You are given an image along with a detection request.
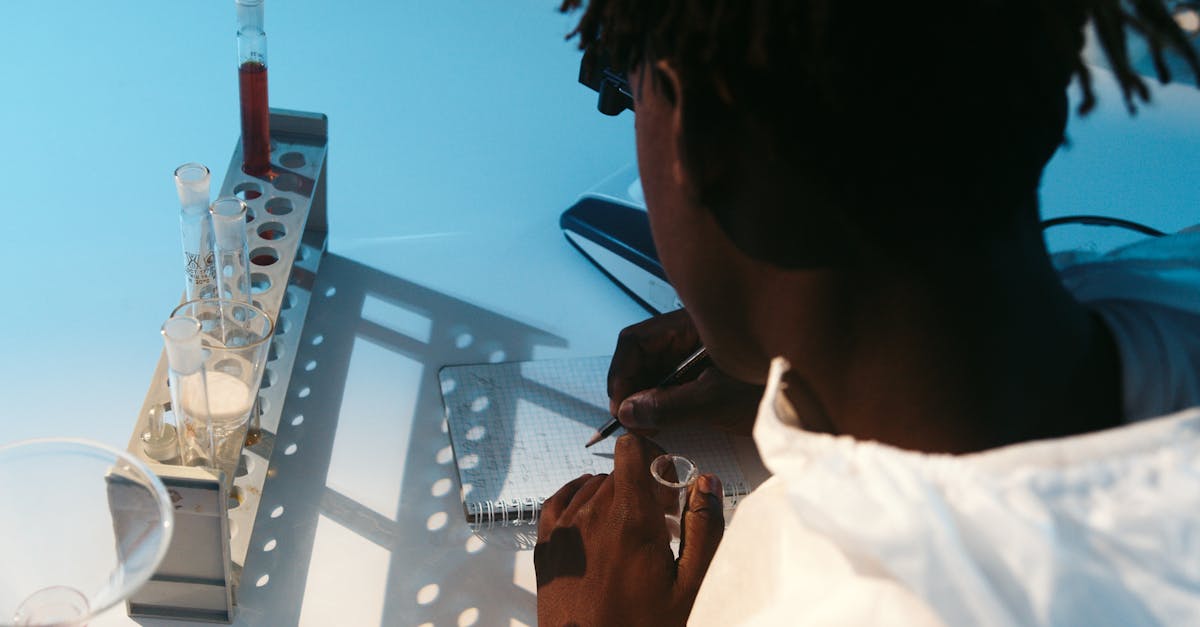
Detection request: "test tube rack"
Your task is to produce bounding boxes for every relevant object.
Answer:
[121,109,328,622]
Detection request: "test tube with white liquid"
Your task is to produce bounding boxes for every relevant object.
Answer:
[183,368,253,478]
[168,299,273,484]
[210,195,265,446]
[175,163,215,301]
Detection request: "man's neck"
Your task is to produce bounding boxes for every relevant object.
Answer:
[757,229,1124,453]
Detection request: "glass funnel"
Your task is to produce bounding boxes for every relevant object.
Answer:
[0,438,174,627]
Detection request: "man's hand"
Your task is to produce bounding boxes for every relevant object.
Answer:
[535,434,725,627]
[608,309,763,435]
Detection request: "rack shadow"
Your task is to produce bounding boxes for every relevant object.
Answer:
[149,252,571,627]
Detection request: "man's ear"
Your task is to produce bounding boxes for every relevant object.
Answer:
[652,59,688,188]
[651,58,681,106]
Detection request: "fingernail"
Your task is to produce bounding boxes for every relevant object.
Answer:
[698,474,721,496]
[614,433,639,455]
[620,398,651,429]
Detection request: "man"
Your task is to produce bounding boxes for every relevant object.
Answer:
[535,1,1200,624]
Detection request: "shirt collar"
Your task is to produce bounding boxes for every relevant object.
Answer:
[753,356,1200,480]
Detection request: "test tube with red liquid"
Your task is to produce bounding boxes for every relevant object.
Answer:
[237,0,270,177]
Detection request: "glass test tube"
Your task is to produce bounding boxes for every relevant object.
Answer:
[162,316,215,468]
[650,454,699,544]
[237,0,271,176]
[174,163,215,301]
[210,197,252,305]
[140,402,180,464]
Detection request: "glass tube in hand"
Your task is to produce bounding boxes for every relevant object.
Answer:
[650,454,699,543]
[237,0,271,176]
[174,163,215,301]
[210,197,252,305]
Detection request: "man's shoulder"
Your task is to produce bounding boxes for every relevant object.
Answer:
[1056,229,1200,312]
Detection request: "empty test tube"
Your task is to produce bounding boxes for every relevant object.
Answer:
[210,197,252,304]
[162,316,215,467]
[175,163,215,301]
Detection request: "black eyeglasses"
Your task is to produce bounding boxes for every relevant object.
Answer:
[579,46,633,116]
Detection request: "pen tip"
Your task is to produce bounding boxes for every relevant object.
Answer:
[584,432,602,448]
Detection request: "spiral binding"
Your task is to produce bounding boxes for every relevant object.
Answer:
[466,481,749,529]
[467,496,545,527]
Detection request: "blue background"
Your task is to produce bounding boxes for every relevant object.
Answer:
[0,0,1196,455]
[0,2,638,444]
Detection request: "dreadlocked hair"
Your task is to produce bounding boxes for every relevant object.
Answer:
[559,0,1200,266]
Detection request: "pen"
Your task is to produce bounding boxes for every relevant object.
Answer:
[585,345,711,448]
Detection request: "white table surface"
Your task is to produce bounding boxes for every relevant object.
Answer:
[0,3,1197,626]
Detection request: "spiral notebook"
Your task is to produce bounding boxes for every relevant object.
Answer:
[438,356,757,528]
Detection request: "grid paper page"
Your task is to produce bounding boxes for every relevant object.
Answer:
[439,356,749,523]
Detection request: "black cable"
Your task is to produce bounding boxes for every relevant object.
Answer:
[1040,214,1167,237]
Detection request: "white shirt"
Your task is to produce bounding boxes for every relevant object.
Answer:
[690,232,1200,626]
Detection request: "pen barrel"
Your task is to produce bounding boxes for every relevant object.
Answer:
[658,345,709,387]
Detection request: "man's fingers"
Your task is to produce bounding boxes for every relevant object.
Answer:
[607,309,700,416]
[611,434,665,494]
[558,473,610,521]
[539,474,595,538]
[617,367,760,433]
[617,385,695,433]
[676,474,724,595]
[607,334,652,417]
